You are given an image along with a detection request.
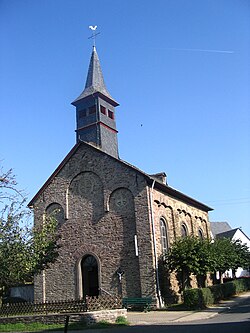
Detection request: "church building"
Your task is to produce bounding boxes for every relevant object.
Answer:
[28,45,212,306]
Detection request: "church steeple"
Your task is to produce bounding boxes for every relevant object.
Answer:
[72,46,119,158]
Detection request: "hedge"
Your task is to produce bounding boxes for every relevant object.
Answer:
[184,277,250,309]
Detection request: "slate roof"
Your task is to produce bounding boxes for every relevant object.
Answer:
[210,221,232,236]
[216,228,238,239]
[216,228,250,241]
[72,46,119,106]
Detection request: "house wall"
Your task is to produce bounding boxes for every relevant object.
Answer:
[152,188,210,255]
[32,142,212,305]
[33,143,156,302]
[232,229,250,248]
[151,187,210,301]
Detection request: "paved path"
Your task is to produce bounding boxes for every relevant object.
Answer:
[127,291,250,325]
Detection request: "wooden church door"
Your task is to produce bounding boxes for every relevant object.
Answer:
[81,255,99,297]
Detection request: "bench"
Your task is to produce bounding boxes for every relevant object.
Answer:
[122,297,152,311]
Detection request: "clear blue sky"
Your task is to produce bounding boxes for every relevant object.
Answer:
[1,0,249,236]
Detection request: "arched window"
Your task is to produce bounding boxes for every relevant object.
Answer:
[198,228,203,239]
[46,203,64,226]
[181,223,188,238]
[160,218,168,253]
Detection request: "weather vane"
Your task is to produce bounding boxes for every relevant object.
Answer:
[88,25,100,47]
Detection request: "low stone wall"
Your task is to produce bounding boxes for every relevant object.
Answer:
[79,309,127,325]
[0,308,127,326]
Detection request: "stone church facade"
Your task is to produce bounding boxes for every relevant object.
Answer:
[28,46,212,306]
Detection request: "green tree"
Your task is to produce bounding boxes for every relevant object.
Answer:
[164,235,250,291]
[209,237,236,283]
[210,238,250,283]
[164,236,211,292]
[0,202,31,291]
[0,167,59,296]
[232,239,250,275]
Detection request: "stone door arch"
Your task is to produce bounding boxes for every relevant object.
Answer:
[81,255,99,297]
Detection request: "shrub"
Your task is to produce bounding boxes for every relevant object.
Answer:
[184,278,250,309]
[115,316,129,325]
[209,284,224,303]
[183,289,202,309]
[209,278,250,301]
[233,278,250,293]
[200,288,214,306]
[184,288,214,309]
[221,281,236,298]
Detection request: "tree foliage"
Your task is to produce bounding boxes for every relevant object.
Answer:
[164,235,250,290]
[0,167,60,294]
[164,236,211,290]
[231,239,250,272]
[209,238,235,280]
[0,201,31,290]
[209,237,250,282]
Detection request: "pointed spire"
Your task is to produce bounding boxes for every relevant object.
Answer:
[85,46,107,91]
[72,46,118,106]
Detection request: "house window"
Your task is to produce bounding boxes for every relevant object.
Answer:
[160,218,168,253]
[100,105,106,115]
[108,110,114,119]
[198,228,203,239]
[79,109,86,118]
[46,203,65,227]
[89,105,96,115]
[181,224,188,238]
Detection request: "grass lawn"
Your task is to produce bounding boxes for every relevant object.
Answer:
[0,316,129,332]
[0,322,63,332]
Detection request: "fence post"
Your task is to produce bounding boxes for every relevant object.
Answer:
[64,315,70,333]
[6,303,9,318]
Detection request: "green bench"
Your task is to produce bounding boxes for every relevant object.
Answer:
[122,297,152,311]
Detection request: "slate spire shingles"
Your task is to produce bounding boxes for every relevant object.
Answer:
[72,46,118,106]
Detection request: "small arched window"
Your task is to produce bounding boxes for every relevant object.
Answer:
[160,218,168,253]
[46,203,64,226]
[181,223,188,238]
[198,228,203,239]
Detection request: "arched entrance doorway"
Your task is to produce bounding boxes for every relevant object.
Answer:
[81,255,99,297]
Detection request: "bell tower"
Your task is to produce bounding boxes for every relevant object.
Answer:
[72,46,119,158]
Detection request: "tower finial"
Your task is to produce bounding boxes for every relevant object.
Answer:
[88,25,100,47]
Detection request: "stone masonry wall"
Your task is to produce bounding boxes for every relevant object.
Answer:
[33,143,156,302]
[32,141,211,306]
[152,188,210,256]
[151,187,211,302]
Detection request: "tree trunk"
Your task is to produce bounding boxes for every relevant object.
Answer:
[219,271,224,284]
